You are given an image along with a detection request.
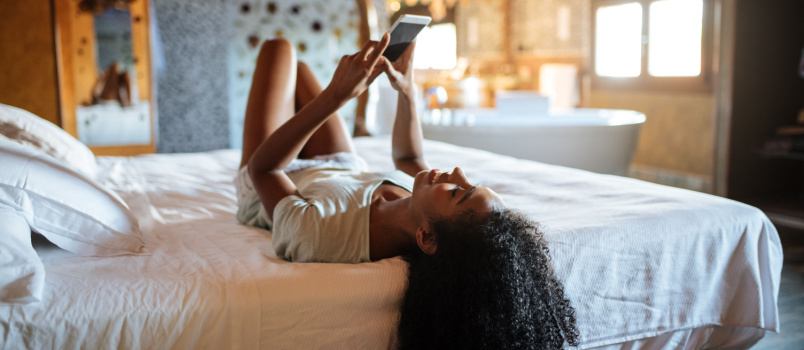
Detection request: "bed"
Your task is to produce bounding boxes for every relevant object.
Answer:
[0,113,782,349]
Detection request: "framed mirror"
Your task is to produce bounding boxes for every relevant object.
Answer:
[55,0,155,155]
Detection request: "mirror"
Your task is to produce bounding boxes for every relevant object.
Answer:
[92,7,136,107]
[75,4,151,147]
[95,8,134,74]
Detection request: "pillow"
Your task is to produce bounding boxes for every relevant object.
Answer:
[0,205,45,304]
[0,137,144,256]
[0,103,97,178]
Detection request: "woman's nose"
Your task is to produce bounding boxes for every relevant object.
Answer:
[452,167,469,183]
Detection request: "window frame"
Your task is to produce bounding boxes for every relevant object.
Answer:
[591,0,715,93]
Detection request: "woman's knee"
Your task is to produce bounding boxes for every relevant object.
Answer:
[257,38,295,61]
[297,60,310,72]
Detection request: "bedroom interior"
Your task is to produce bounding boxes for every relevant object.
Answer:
[0,0,802,348]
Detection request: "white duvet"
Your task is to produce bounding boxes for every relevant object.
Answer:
[0,136,782,349]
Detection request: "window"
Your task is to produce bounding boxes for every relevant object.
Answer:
[592,0,713,91]
[413,23,457,70]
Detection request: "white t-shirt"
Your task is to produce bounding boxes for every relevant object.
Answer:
[271,169,413,263]
[236,159,414,263]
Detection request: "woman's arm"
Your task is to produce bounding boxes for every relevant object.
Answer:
[382,42,429,177]
[248,35,390,220]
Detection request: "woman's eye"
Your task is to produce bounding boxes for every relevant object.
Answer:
[451,186,461,198]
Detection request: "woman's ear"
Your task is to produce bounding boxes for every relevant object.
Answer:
[415,226,438,255]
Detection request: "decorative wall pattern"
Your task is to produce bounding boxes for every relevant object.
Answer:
[454,1,505,58]
[153,0,230,153]
[227,0,363,149]
[453,0,588,59]
[510,0,589,57]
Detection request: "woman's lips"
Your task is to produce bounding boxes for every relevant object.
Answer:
[428,169,439,185]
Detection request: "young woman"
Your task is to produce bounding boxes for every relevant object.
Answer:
[235,34,580,349]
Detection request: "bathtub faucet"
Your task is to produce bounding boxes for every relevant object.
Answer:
[423,86,448,125]
[424,86,448,110]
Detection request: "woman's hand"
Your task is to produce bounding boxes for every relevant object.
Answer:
[381,40,416,97]
[325,33,390,103]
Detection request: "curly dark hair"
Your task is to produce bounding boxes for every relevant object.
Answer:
[397,208,580,350]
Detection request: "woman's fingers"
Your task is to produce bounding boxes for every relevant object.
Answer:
[368,62,386,85]
[368,33,390,66]
[382,56,402,83]
[359,33,390,63]
[358,39,374,57]
[392,41,415,71]
[359,39,381,62]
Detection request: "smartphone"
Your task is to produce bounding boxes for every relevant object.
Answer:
[383,14,432,62]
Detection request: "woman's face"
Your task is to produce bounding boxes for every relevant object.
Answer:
[410,167,504,225]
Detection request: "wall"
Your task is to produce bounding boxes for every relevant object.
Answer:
[454,0,505,59]
[509,0,589,57]
[226,0,365,149]
[0,0,60,125]
[152,0,230,153]
[588,91,715,191]
[153,0,386,152]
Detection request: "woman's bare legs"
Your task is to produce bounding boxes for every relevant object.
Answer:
[240,39,355,169]
[294,61,355,159]
[240,39,297,169]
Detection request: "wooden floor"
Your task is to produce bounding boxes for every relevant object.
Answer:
[752,227,804,349]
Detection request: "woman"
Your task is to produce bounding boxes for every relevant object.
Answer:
[236,33,579,349]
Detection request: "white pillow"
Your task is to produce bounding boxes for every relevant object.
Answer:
[0,103,97,178]
[0,205,45,304]
[0,137,144,256]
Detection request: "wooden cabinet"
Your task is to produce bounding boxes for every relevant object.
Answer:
[715,0,804,230]
[54,0,155,156]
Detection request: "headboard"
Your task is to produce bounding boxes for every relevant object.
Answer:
[227,0,380,148]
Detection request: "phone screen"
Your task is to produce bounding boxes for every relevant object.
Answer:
[383,22,427,62]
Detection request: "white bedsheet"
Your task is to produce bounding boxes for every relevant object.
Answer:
[0,136,782,349]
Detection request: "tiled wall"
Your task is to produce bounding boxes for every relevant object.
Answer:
[153,0,230,153]
[510,0,589,57]
[227,0,364,149]
[455,0,589,58]
[454,0,505,58]
[152,0,386,152]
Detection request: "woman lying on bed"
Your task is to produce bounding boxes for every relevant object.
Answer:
[235,33,579,349]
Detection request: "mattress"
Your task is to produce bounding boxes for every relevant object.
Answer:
[0,136,782,349]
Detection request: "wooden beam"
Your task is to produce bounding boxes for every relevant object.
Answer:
[353,0,377,137]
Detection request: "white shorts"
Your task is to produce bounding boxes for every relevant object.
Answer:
[234,152,368,229]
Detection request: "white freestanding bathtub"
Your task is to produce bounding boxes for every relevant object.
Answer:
[421,108,646,176]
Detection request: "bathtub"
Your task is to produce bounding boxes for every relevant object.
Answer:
[421,108,646,176]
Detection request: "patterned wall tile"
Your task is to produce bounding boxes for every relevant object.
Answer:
[453,0,588,58]
[151,0,386,152]
[227,0,365,149]
[510,0,589,57]
[455,1,505,58]
[153,0,230,153]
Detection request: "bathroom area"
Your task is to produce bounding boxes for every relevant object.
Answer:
[364,0,714,189]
